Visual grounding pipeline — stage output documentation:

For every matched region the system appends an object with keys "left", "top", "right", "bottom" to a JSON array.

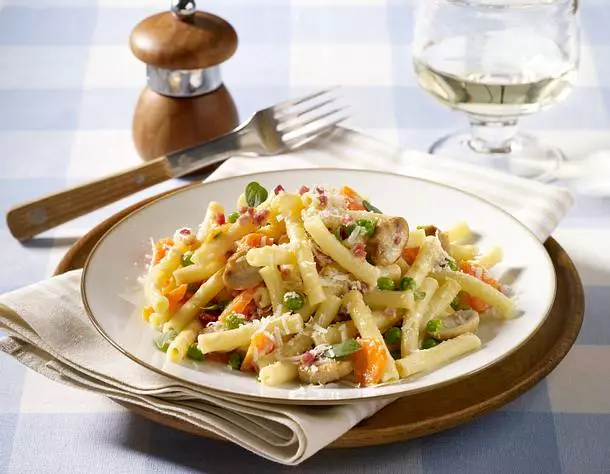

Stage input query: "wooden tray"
[{"left": 55, "top": 188, "right": 584, "bottom": 449}]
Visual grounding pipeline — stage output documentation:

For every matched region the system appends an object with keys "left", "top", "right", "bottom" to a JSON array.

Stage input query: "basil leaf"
[
  {"left": 362, "top": 200, "right": 382, "bottom": 213},
  {"left": 154, "top": 330, "right": 178, "bottom": 352},
  {"left": 245, "top": 181, "right": 268, "bottom": 207},
  {"left": 326, "top": 339, "right": 362, "bottom": 359}
]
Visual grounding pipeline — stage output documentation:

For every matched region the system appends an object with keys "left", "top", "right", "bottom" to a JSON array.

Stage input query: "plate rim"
[{"left": 81, "top": 167, "right": 557, "bottom": 404}]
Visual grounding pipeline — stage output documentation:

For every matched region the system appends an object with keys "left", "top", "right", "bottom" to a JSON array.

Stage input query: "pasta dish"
[{"left": 140, "top": 182, "right": 515, "bottom": 387}]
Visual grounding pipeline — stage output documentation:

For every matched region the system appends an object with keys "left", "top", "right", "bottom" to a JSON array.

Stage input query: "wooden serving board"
[{"left": 54, "top": 187, "right": 584, "bottom": 449}]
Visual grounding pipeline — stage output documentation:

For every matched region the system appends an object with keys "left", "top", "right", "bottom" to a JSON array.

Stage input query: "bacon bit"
[
  {"left": 318, "top": 194, "right": 328, "bottom": 207},
  {"left": 299, "top": 185, "right": 310, "bottom": 195},
  {"left": 315, "top": 186, "right": 325, "bottom": 194},
  {"left": 280, "top": 266, "right": 292, "bottom": 279},
  {"left": 238, "top": 214, "right": 253, "bottom": 226},
  {"left": 206, "top": 352, "right": 229, "bottom": 364},
  {"left": 239, "top": 206, "right": 249, "bottom": 214},
  {"left": 274, "top": 184, "right": 285, "bottom": 195},
  {"left": 198, "top": 312, "right": 219, "bottom": 325},
  {"left": 253, "top": 208, "right": 270, "bottom": 225},
  {"left": 301, "top": 351, "right": 317, "bottom": 367},
  {"left": 393, "top": 235, "right": 402, "bottom": 245},
  {"left": 352, "top": 243, "right": 367, "bottom": 259},
  {"left": 342, "top": 215, "right": 354, "bottom": 225},
  {"left": 178, "top": 228, "right": 192, "bottom": 236},
  {"left": 215, "top": 213, "right": 226, "bottom": 225}
]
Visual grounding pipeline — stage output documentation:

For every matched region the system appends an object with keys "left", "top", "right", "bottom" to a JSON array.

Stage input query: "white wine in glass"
[{"left": 413, "top": 0, "right": 579, "bottom": 181}]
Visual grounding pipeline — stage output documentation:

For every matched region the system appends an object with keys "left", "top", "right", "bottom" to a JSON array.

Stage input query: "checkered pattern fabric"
[{"left": 0, "top": 0, "right": 609, "bottom": 472}]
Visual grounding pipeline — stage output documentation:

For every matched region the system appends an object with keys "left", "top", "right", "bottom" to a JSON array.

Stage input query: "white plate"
[{"left": 82, "top": 169, "right": 556, "bottom": 404}]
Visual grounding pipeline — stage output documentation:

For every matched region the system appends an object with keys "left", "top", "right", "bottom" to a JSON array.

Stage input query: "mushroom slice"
[
  {"left": 429, "top": 310, "right": 480, "bottom": 340},
  {"left": 298, "top": 359, "right": 354, "bottom": 385},
  {"left": 366, "top": 216, "right": 409, "bottom": 266},
  {"left": 223, "top": 249, "right": 263, "bottom": 290}
]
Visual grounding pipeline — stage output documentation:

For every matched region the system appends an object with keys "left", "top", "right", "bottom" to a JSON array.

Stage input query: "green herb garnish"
[
  {"left": 225, "top": 312, "right": 246, "bottom": 330},
  {"left": 355, "top": 219, "right": 376, "bottom": 237},
  {"left": 228, "top": 352, "right": 243, "bottom": 370},
  {"left": 181, "top": 251, "right": 194, "bottom": 267},
  {"left": 227, "top": 211, "right": 240, "bottom": 223},
  {"left": 154, "top": 330, "right": 178, "bottom": 352},
  {"left": 187, "top": 343, "right": 205, "bottom": 361},
  {"left": 245, "top": 181, "right": 268, "bottom": 207},
  {"left": 362, "top": 200, "right": 382, "bottom": 213},
  {"left": 326, "top": 339, "right": 362, "bottom": 359}
]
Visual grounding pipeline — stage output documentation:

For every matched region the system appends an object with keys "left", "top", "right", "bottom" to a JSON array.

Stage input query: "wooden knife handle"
[{"left": 7, "top": 158, "right": 172, "bottom": 241}]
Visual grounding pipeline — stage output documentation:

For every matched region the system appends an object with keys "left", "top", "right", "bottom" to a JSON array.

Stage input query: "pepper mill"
[{"left": 130, "top": 0, "right": 239, "bottom": 161}]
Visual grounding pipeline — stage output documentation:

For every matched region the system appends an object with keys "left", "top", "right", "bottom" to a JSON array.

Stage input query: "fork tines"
[{"left": 274, "top": 88, "right": 349, "bottom": 144}]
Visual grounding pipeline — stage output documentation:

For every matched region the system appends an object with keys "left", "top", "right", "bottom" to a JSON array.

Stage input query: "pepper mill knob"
[{"left": 129, "top": 1, "right": 239, "bottom": 162}]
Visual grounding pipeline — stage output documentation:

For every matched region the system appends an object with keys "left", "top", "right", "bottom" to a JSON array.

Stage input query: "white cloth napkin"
[{"left": 0, "top": 128, "right": 572, "bottom": 465}]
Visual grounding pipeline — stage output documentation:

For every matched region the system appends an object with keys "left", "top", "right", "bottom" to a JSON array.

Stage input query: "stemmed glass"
[{"left": 412, "top": 0, "right": 580, "bottom": 181}]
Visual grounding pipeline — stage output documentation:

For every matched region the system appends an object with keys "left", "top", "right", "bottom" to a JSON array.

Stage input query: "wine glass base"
[{"left": 429, "top": 131, "right": 564, "bottom": 182}]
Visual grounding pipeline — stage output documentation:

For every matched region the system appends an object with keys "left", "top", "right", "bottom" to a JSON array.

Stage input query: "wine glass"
[{"left": 412, "top": 0, "right": 580, "bottom": 181}]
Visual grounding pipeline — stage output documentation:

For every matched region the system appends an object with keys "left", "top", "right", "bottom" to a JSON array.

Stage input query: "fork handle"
[{"left": 7, "top": 158, "right": 172, "bottom": 241}]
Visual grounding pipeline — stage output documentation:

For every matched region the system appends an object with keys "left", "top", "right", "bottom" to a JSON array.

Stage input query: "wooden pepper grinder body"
[{"left": 130, "top": 0, "right": 239, "bottom": 161}]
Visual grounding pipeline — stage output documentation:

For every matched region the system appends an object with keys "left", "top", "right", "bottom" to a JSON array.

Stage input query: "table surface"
[{"left": 1, "top": 0, "right": 609, "bottom": 473}]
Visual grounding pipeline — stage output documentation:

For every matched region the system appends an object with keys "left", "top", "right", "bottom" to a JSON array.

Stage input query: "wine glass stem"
[{"left": 468, "top": 115, "right": 519, "bottom": 154}]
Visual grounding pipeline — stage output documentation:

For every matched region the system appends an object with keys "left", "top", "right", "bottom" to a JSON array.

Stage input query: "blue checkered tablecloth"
[{"left": 1, "top": 0, "right": 609, "bottom": 472}]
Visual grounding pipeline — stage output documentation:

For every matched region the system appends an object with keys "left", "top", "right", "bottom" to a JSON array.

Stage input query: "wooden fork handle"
[{"left": 7, "top": 158, "right": 172, "bottom": 241}]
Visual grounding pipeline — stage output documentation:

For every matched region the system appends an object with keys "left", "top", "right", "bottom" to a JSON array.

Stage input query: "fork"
[{"left": 7, "top": 89, "right": 347, "bottom": 241}]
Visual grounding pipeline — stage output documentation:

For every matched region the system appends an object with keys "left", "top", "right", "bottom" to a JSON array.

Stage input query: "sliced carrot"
[
  {"left": 219, "top": 288, "right": 257, "bottom": 322},
  {"left": 165, "top": 284, "right": 188, "bottom": 312},
  {"left": 352, "top": 338, "right": 387, "bottom": 386},
  {"left": 142, "top": 306, "right": 154, "bottom": 322},
  {"left": 153, "top": 237, "right": 174, "bottom": 264},
  {"left": 402, "top": 247, "right": 420, "bottom": 265},
  {"left": 240, "top": 332, "right": 275, "bottom": 372},
  {"left": 340, "top": 185, "right": 366, "bottom": 210},
  {"left": 467, "top": 295, "right": 490, "bottom": 312},
  {"left": 459, "top": 262, "right": 501, "bottom": 289}
]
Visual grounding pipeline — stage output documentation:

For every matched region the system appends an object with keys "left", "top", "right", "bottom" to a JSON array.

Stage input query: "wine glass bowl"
[{"left": 412, "top": 0, "right": 579, "bottom": 181}]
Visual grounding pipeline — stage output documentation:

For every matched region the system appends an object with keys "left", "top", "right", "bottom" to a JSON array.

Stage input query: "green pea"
[
  {"left": 426, "top": 319, "right": 443, "bottom": 334},
  {"left": 228, "top": 352, "right": 243, "bottom": 370},
  {"left": 181, "top": 251, "right": 194, "bottom": 267},
  {"left": 414, "top": 290, "right": 426, "bottom": 301},
  {"left": 377, "top": 277, "right": 395, "bottom": 291},
  {"left": 384, "top": 327, "right": 401, "bottom": 345},
  {"left": 227, "top": 211, "right": 240, "bottom": 223},
  {"left": 421, "top": 338, "right": 439, "bottom": 350},
  {"left": 187, "top": 343, "right": 205, "bottom": 361},
  {"left": 224, "top": 312, "right": 246, "bottom": 330},
  {"left": 399, "top": 277, "right": 416, "bottom": 291},
  {"left": 446, "top": 259, "right": 458, "bottom": 271},
  {"left": 283, "top": 291, "right": 305, "bottom": 311}
]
